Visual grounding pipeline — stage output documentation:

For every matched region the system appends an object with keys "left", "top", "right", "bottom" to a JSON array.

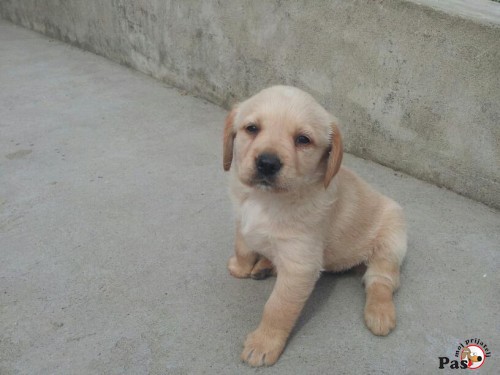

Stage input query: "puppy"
[{"left": 223, "top": 86, "right": 407, "bottom": 367}]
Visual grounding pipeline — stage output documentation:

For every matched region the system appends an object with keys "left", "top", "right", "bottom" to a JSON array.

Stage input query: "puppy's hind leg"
[
  {"left": 363, "top": 211, "right": 407, "bottom": 336},
  {"left": 250, "top": 257, "right": 276, "bottom": 280},
  {"left": 228, "top": 224, "right": 258, "bottom": 278}
]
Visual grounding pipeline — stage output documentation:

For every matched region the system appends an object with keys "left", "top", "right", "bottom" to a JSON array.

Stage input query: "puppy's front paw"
[
  {"left": 364, "top": 300, "right": 396, "bottom": 336},
  {"left": 241, "top": 328, "right": 286, "bottom": 367},
  {"left": 227, "top": 256, "right": 253, "bottom": 278}
]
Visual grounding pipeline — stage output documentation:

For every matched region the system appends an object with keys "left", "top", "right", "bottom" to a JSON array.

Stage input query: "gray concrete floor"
[{"left": 1, "top": 20, "right": 498, "bottom": 375}]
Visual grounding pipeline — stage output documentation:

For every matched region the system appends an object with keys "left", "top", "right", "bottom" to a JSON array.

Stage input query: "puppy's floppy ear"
[
  {"left": 223, "top": 106, "right": 238, "bottom": 171},
  {"left": 324, "top": 121, "right": 343, "bottom": 188}
]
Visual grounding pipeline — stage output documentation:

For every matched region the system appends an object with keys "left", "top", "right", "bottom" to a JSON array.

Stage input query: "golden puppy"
[{"left": 223, "top": 86, "right": 407, "bottom": 367}]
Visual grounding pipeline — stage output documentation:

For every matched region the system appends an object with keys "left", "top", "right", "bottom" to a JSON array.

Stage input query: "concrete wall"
[{"left": 1, "top": 0, "right": 499, "bottom": 208}]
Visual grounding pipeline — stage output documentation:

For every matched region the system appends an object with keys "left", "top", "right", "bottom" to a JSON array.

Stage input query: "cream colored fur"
[{"left": 223, "top": 86, "right": 407, "bottom": 367}]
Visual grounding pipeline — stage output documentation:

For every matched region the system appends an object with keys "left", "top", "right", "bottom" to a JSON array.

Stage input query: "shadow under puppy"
[{"left": 223, "top": 86, "right": 407, "bottom": 367}]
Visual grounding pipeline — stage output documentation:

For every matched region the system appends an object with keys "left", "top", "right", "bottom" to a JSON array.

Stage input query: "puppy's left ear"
[
  {"left": 324, "top": 121, "right": 343, "bottom": 188},
  {"left": 223, "top": 106, "right": 238, "bottom": 171}
]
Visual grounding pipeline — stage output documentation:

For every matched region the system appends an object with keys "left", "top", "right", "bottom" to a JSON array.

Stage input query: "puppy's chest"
[{"left": 238, "top": 198, "right": 306, "bottom": 254}]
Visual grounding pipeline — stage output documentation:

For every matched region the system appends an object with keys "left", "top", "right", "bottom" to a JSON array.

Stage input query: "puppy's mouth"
[
  {"left": 255, "top": 178, "right": 273, "bottom": 188},
  {"left": 249, "top": 175, "right": 287, "bottom": 192}
]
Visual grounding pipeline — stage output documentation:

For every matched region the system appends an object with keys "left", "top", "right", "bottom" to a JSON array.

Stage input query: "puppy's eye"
[
  {"left": 295, "top": 135, "right": 311, "bottom": 145},
  {"left": 245, "top": 124, "right": 259, "bottom": 134}
]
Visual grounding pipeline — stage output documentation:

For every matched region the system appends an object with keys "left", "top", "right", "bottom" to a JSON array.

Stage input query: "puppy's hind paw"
[
  {"left": 250, "top": 257, "right": 276, "bottom": 280},
  {"left": 364, "top": 300, "right": 396, "bottom": 336},
  {"left": 227, "top": 256, "right": 252, "bottom": 278}
]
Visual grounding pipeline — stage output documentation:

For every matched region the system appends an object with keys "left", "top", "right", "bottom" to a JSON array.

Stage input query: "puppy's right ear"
[{"left": 223, "top": 106, "right": 238, "bottom": 171}]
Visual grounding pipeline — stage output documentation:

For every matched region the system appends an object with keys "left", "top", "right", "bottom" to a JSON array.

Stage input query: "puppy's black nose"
[
  {"left": 256, "top": 153, "right": 282, "bottom": 177},
  {"left": 477, "top": 356, "right": 482, "bottom": 361}
]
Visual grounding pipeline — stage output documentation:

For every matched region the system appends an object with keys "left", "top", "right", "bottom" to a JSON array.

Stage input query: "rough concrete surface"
[
  {"left": 1, "top": 0, "right": 499, "bottom": 209},
  {"left": 410, "top": 0, "right": 500, "bottom": 26},
  {"left": 1, "top": 21, "right": 499, "bottom": 375}
]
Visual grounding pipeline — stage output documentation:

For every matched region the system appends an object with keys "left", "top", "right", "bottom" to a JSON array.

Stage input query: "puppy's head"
[{"left": 223, "top": 86, "right": 343, "bottom": 192}]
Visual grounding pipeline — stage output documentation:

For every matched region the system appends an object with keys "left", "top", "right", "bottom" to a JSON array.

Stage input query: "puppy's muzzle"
[{"left": 256, "top": 153, "right": 282, "bottom": 179}]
